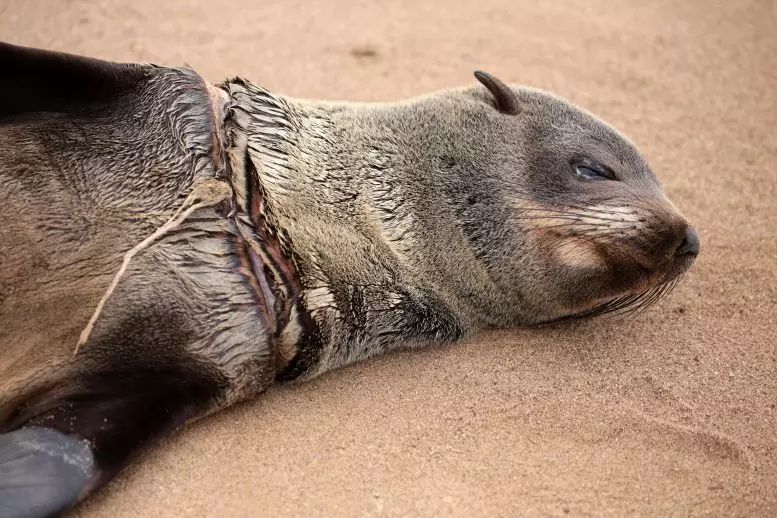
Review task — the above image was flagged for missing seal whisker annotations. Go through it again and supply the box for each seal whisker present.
[553,278,682,325]
[512,206,632,224]
[505,184,654,214]
[609,279,680,320]
[505,188,637,214]
[522,223,612,232]
[510,217,612,229]
[510,212,611,223]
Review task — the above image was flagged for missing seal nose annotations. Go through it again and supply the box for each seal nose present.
[675,228,700,257]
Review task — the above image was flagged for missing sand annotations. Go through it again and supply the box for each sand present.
[1,0,775,515]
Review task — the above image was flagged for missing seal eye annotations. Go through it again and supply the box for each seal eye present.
[575,163,613,181]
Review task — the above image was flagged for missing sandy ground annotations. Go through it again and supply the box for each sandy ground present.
[1,0,776,515]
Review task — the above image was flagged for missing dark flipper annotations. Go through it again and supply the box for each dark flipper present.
[0,427,93,518]
[0,359,226,517]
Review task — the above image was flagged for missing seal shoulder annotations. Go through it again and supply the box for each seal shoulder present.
[0,41,151,117]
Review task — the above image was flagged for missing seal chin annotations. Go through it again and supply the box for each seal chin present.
[535,280,675,327]
[536,237,699,327]
[606,224,700,307]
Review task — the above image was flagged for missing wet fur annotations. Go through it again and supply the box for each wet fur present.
[0,42,696,515]
[0,43,272,498]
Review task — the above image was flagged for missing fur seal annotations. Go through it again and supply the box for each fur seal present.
[0,42,699,516]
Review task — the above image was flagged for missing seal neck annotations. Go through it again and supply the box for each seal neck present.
[220,79,309,374]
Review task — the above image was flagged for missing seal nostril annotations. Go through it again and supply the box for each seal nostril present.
[675,229,700,257]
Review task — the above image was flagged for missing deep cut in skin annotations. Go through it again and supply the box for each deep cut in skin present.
[0,42,699,517]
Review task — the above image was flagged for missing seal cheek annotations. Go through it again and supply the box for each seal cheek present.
[552,237,603,269]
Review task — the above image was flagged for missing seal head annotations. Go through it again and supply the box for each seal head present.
[468,71,699,324]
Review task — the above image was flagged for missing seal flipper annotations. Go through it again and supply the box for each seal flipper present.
[0,427,93,518]
[1,361,226,517]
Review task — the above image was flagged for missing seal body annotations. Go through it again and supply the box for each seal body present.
[0,42,698,516]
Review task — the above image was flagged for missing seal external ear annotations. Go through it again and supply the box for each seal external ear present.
[473,70,521,115]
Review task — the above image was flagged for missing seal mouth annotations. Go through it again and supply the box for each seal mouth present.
[534,222,698,328]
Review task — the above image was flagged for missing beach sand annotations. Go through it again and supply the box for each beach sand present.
[1,0,775,515]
